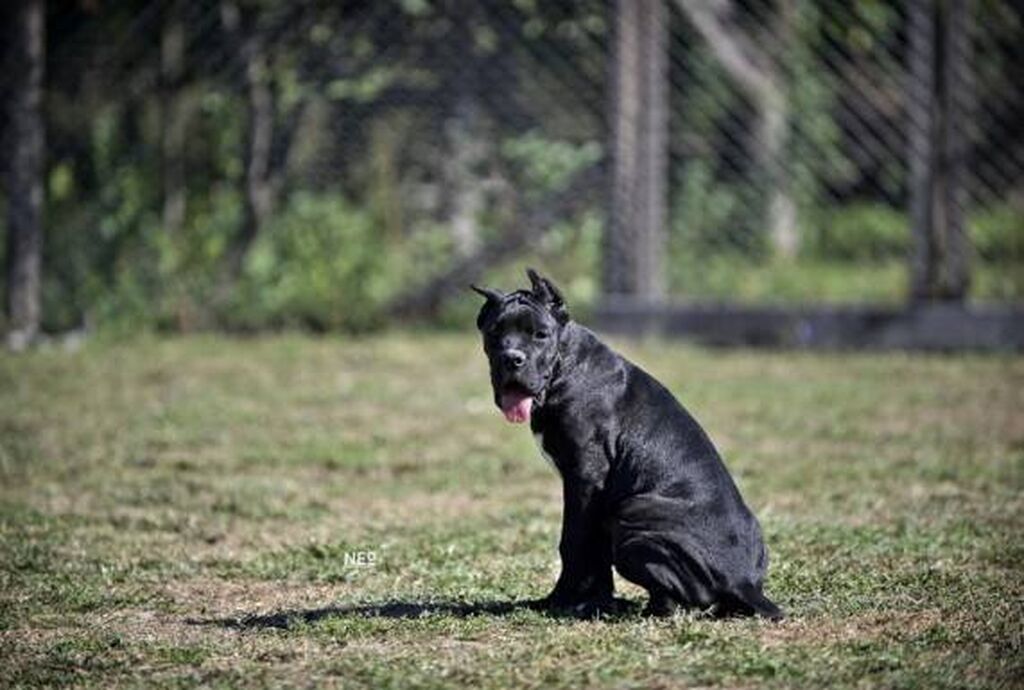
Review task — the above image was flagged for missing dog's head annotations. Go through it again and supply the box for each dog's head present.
[471,268,569,424]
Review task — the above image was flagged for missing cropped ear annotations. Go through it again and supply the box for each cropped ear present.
[526,268,569,324]
[470,284,505,330]
[470,284,504,304]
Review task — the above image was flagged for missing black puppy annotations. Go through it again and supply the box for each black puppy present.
[472,269,782,619]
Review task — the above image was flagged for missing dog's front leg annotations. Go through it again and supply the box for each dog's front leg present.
[543,475,614,609]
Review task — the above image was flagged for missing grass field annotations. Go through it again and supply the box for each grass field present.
[1,333,1022,688]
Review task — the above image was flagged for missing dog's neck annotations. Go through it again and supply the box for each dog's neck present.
[542,321,613,407]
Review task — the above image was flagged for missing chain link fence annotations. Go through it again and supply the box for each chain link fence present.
[5,0,1023,332]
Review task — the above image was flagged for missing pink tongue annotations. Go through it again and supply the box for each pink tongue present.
[500,391,534,424]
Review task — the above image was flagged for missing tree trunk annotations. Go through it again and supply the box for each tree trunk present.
[240,38,275,272]
[605,0,668,299]
[761,100,797,257]
[764,0,798,258]
[3,0,45,350]
[673,0,798,258]
[221,0,276,278]
[444,96,486,256]
[161,0,187,236]
[443,1,486,257]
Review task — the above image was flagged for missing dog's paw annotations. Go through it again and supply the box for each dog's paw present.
[538,595,635,619]
[641,595,680,618]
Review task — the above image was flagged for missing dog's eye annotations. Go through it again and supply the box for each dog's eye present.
[534,330,550,341]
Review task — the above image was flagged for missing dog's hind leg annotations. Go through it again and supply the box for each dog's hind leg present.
[719,581,785,621]
[610,497,721,616]
[611,534,679,615]
[611,530,718,616]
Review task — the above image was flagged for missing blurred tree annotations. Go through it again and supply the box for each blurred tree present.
[673,0,797,258]
[221,0,277,279]
[442,0,486,257]
[2,0,46,349]
[160,0,187,236]
[7,0,1017,332]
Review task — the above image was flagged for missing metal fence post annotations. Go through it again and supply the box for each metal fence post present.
[942,0,972,299]
[605,0,668,301]
[909,0,972,303]
[908,0,938,302]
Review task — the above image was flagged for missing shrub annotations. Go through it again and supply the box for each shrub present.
[231,193,387,331]
[670,162,766,261]
[804,203,910,261]
[971,204,1024,263]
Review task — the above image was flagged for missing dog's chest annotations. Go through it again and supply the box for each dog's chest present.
[532,431,559,472]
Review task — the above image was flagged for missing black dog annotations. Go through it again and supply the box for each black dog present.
[472,269,782,619]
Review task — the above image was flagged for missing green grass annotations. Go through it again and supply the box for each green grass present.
[1,333,1022,688]
[668,257,1024,304]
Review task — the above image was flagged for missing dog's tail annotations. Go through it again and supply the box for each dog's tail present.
[723,582,784,621]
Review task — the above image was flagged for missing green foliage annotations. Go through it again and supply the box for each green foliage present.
[232,193,389,331]
[669,256,909,304]
[798,198,1024,272]
[668,253,1023,304]
[804,203,910,261]
[13,0,1021,339]
[786,1,854,213]
[501,132,602,195]
[41,107,161,332]
[971,211,1024,298]
[437,212,604,329]
[670,162,757,259]
[971,204,1024,262]
[151,190,241,331]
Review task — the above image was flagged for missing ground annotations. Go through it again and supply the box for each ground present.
[1,333,1022,688]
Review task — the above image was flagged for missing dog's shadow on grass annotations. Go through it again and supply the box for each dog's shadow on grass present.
[192,597,642,631]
